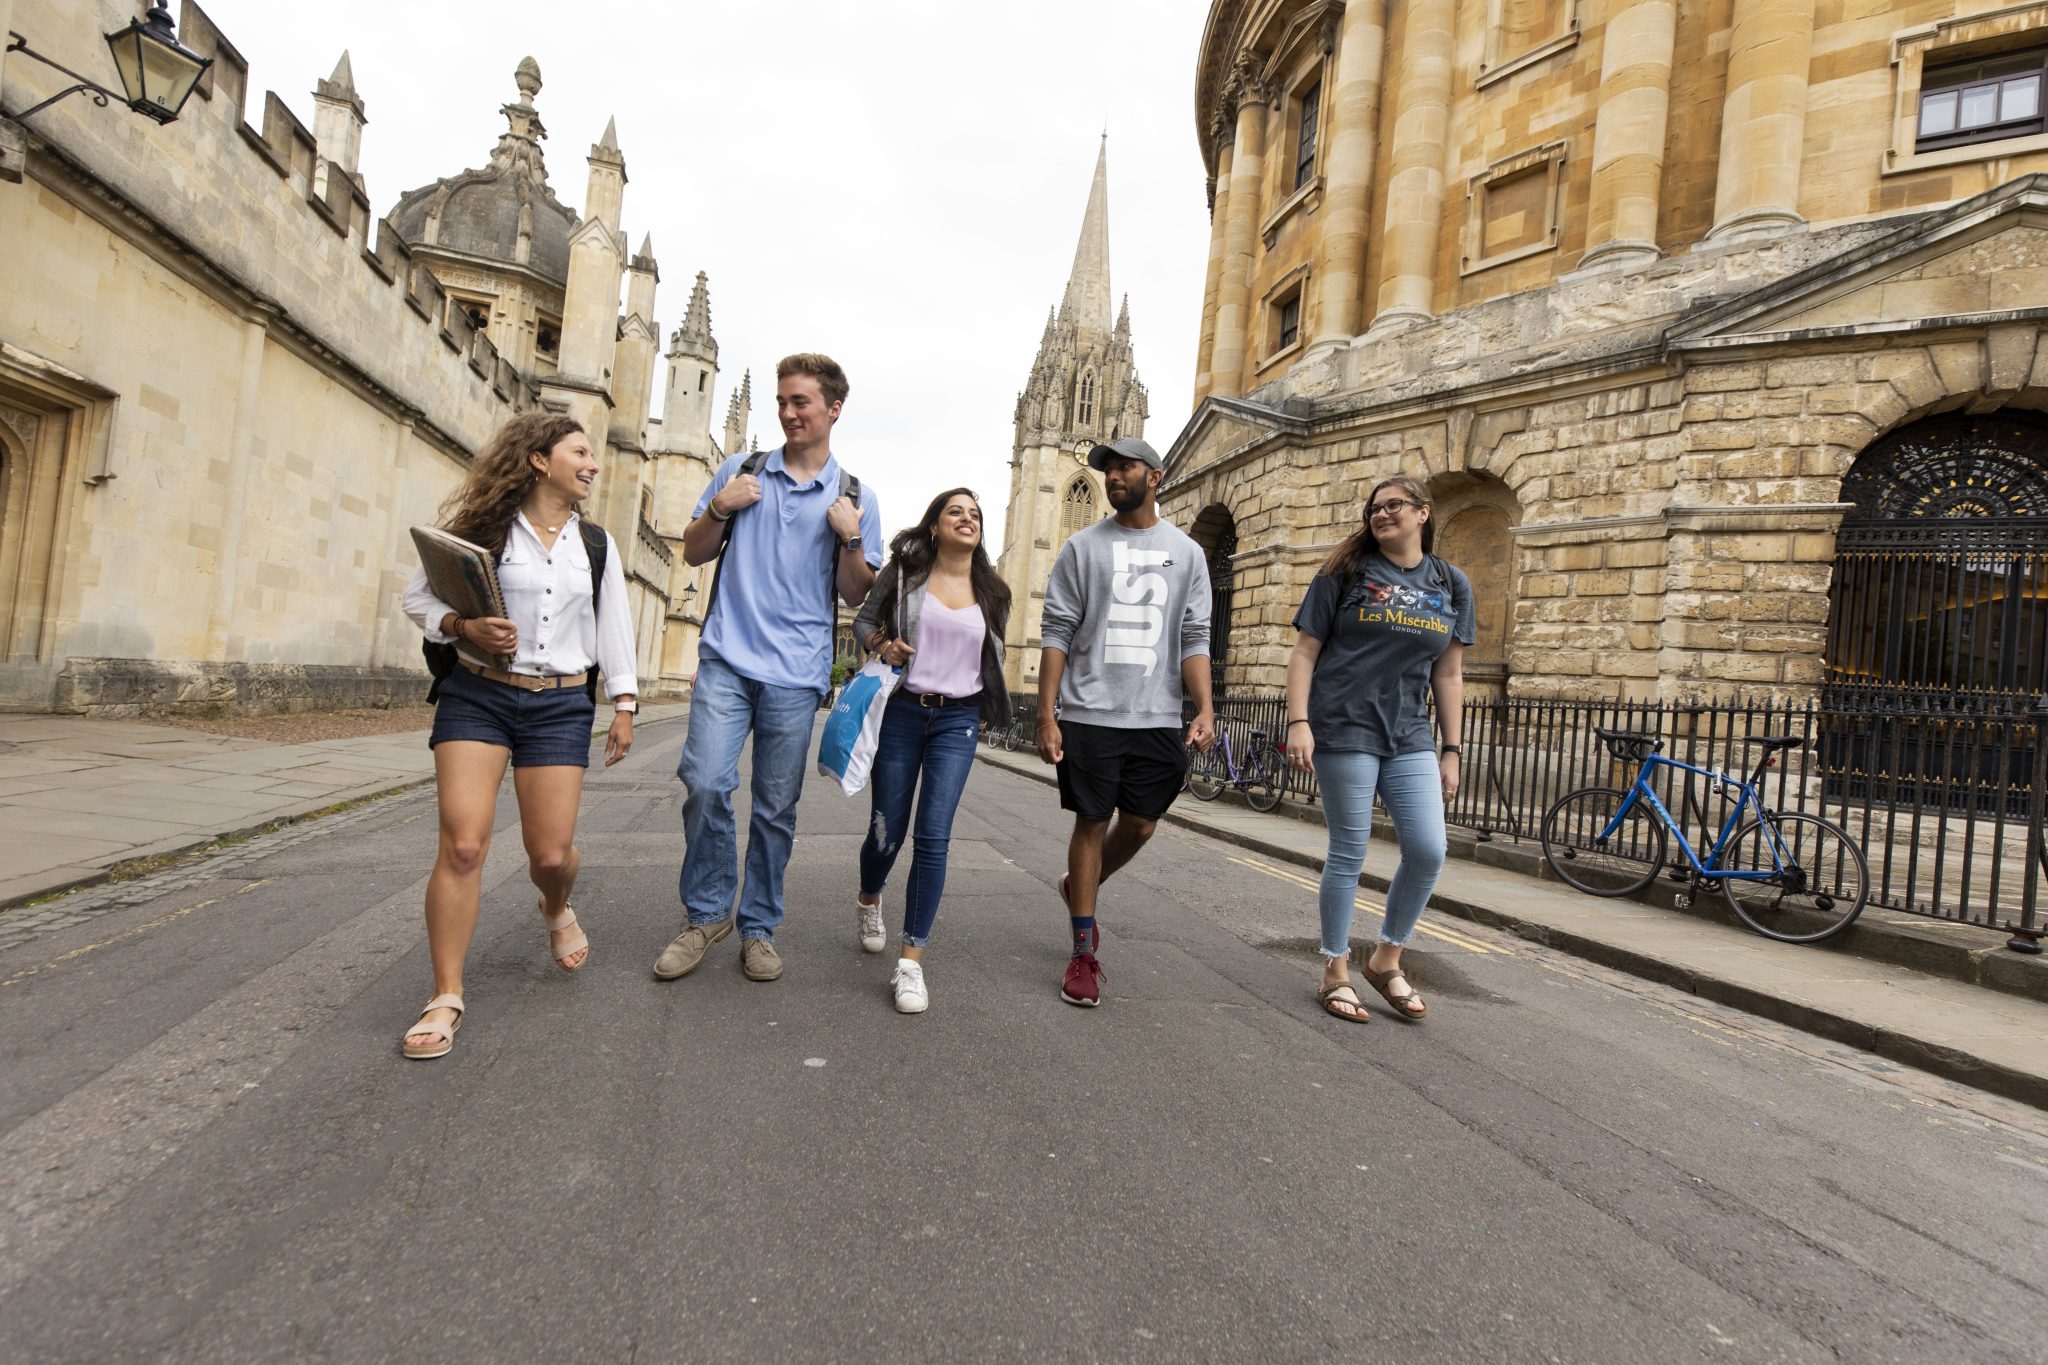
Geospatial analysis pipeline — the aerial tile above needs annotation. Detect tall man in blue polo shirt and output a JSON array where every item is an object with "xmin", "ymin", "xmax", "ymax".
[{"xmin": 656, "ymin": 353, "xmax": 883, "ymax": 984}]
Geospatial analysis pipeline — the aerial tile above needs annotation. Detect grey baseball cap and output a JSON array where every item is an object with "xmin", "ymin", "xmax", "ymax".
[{"xmin": 1087, "ymin": 436, "xmax": 1164, "ymax": 471}]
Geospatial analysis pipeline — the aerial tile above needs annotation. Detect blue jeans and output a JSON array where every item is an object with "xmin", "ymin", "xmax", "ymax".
[
  {"xmin": 676, "ymin": 655, "xmax": 822, "ymax": 940},
  {"xmin": 1315, "ymin": 748, "xmax": 1447, "ymax": 956},
  {"xmin": 858, "ymin": 692, "xmax": 981, "ymax": 947}
]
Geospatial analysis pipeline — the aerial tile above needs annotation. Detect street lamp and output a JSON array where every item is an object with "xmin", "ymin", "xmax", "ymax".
[{"xmin": 7, "ymin": 2, "xmax": 212, "ymax": 125}]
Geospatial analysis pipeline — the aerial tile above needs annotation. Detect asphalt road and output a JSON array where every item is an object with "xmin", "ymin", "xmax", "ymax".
[{"xmin": 4, "ymin": 716, "xmax": 2046, "ymax": 1363}]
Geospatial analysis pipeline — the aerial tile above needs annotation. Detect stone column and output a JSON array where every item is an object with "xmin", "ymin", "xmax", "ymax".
[
  {"xmin": 1580, "ymin": 0, "xmax": 1676, "ymax": 272},
  {"xmin": 1307, "ymin": 0, "xmax": 1387, "ymax": 354},
  {"xmin": 1371, "ymin": 0, "xmax": 1455, "ymax": 330},
  {"xmin": 1207, "ymin": 83, "xmax": 1267, "ymax": 400},
  {"xmin": 1708, "ymin": 0, "xmax": 1815, "ymax": 243},
  {"xmin": 1191, "ymin": 139, "xmax": 1234, "ymax": 404}
]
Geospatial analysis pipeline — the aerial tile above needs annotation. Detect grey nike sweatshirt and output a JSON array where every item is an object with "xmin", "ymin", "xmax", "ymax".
[{"xmin": 1038, "ymin": 516, "xmax": 1212, "ymax": 729}]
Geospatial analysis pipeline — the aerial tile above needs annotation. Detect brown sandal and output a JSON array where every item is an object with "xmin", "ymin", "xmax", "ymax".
[
  {"xmin": 1363, "ymin": 965, "xmax": 1427, "ymax": 1020},
  {"xmin": 1317, "ymin": 981, "xmax": 1370, "ymax": 1024}
]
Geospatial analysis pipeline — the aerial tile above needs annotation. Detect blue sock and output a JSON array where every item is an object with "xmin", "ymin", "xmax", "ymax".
[{"xmin": 1070, "ymin": 916, "xmax": 1095, "ymax": 947}]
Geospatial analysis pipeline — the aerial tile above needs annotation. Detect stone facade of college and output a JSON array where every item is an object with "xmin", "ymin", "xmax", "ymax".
[
  {"xmin": 0, "ymin": 1, "xmax": 747, "ymax": 714},
  {"xmin": 1167, "ymin": 0, "xmax": 2048, "ymax": 708}
]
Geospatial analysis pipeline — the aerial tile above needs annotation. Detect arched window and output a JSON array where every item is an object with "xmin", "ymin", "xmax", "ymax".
[
  {"xmin": 1076, "ymin": 371, "xmax": 1097, "ymax": 427},
  {"xmin": 1061, "ymin": 477, "xmax": 1096, "ymax": 539}
]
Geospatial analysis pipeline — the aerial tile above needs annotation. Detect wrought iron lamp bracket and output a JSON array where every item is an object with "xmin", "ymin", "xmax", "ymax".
[{"xmin": 6, "ymin": 33, "xmax": 119, "ymax": 121}]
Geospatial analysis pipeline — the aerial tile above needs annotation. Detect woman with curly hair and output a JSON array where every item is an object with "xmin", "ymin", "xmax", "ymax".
[
  {"xmin": 850, "ymin": 487, "xmax": 1011, "ymax": 1012},
  {"xmin": 396, "ymin": 413, "xmax": 639, "ymax": 1058}
]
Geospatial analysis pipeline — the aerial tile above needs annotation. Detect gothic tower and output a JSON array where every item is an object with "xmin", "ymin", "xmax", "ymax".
[{"xmin": 997, "ymin": 140, "xmax": 1149, "ymax": 689}]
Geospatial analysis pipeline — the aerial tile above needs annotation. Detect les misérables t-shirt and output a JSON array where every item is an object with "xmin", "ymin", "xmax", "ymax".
[{"xmin": 1291, "ymin": 552, "xmax": 1476, "ymax": 756}]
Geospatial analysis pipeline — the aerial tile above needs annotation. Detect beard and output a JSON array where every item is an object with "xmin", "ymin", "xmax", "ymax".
[{"xmin": 1105, "ymin": 480, "xmax": 1148, "ymax": 512}]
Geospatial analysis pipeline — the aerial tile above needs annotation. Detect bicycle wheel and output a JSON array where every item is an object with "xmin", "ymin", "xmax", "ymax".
[
  {"xmin": 1244, "ymin": 745, "xmax": 1284, "ymax": 812},
  {"xmin": 1188, "ymin": 745, "xmax": 1225, "ymax": 801},
  {"xmin": 1540, "ymin": 787, "xmax": 1667, "ymax": 896},
  {"xmin": 1002, "ymin": 719, "xmax": 1022, "ymax": 752},
  {"xmin": 1717, "ymin": 813, "xmax": 1869, "ymax": 944}
]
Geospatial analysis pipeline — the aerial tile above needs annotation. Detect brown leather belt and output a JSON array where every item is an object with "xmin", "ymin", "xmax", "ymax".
[{"xmin": 459, "ymin": 658, "xmax": 591, "ymax": 692}]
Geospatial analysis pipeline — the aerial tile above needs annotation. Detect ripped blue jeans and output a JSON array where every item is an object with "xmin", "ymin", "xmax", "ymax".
[{"xmin": 858, "ymin": 691, "xmax": 982, "ymax": 947}]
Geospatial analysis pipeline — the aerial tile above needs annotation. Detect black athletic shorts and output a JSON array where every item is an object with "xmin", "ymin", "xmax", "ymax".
[{"xmin": 1055, "ymin": 720, "xmax": 1190, "ymax": 822}]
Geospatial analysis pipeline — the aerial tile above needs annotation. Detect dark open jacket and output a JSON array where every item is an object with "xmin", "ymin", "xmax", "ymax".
[{"xmin": 853, "ymin": 560, "xmax": 1013, "ymax": 727}]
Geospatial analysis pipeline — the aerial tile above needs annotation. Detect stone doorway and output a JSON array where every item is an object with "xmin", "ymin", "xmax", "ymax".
[
  {"xmin": 1188, "ymin": 504, "xmax": 1237, "ymax": 701},
  {"xmin": 1428, "ymin": 472, "xmax": 1521, "ymax": 699}
]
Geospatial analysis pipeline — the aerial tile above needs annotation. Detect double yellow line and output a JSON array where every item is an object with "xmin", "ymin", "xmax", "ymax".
[{"xmin": 1225, "ymin": 854, "xmax": 1505, "ymax": 956}]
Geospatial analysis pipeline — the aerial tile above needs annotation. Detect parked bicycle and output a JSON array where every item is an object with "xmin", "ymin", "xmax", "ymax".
[
  {"xmin": 981, "ymin": 713, "xmax": 1031, "ymax": 752},
  {"xmin": 1188, "ymin": 721, "xmax": 1284, "ymax": 813},
  {"xmin": 1539, "ymin": 727, "xmax": 1869, "ymax": 944}
]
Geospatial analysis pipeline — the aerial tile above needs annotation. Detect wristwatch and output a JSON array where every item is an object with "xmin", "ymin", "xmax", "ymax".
[
  {"xmin": 841, "ymin": 535, "xmax": 863, "ymax": 551},
  {"xmin": 1440, "ymin": 744, "xmax": 1460, "ymax": 755},
  {"xmin": 614, "ymin": 698, "xmax": 639, "ymax": 714}
]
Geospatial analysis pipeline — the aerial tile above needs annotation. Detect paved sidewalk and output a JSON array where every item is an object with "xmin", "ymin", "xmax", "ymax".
[
  {"xmin": 977, "ymin": 745, "xmax": 2048, "ymax": 1109},
  {"xmin": 0, "ymin": 702, "xmax": 685, "ymax": 906}
]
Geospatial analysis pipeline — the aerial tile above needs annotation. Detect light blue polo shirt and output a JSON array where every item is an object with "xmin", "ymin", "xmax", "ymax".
[{"xmin": 694, "ymin": 447, "xmax": 884, "ymax": 691}]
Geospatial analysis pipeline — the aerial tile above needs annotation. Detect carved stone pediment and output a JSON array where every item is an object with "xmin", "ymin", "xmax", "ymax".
[
  {"xmin": 1669, "ymin": 175, "xmax": 2048, "ymax": 351},
  {"xmin": 1161, "ymin": 395, "xmax": 1306, "ymax": 486}
]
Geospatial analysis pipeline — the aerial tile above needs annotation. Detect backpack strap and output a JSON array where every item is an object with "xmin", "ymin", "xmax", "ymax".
[
  {"xmin": 579, "ymin": 519, "xmax": 608, "ymax": 701},
  {"xmin": 703, "ymin": 451, "xmax": 773, "ymax": 622}
]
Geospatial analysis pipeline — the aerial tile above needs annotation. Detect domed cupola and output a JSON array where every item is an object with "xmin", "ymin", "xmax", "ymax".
[{"xmin": 388, "ymin": 57, "xmax": 578, "ymax": 285}]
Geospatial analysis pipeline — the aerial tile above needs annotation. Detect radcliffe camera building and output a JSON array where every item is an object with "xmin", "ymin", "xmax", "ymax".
[
  {"xmin": 1167, "ymin": 0, "xmax": 2048, "ymax": 720},
  {"xmin": 0, "ymin": 5, "xmax": 739, "ymax": 714}
]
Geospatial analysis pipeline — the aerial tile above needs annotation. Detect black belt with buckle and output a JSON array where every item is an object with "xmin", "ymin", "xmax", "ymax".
[{"xmin": 899, "ymin": 688, "xmax": 974, "ymax": 709}]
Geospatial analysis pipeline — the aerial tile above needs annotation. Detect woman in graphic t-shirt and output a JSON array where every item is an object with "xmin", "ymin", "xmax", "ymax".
[
  {"xmin": 851, "ymin": 488, "xmax": 1013, "ymax": 1013},
  {"xmin": 1283, "ymin": 475, "xmax": 1474, "ymax": 1023}
]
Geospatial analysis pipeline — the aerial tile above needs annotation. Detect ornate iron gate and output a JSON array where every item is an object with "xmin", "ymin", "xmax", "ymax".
[
  {"xmin": 1208, "ymin": 520, "xmax": 1237, "ymax": 703},
  {"xmin": 1822, "ymin": 413, "xmax": 2048, "ymax": 812}
]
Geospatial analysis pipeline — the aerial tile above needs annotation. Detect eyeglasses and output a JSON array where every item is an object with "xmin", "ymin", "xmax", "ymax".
[{"xmin": 1369, "ymin": 498, "xmax": 1421, "ymax": 519}]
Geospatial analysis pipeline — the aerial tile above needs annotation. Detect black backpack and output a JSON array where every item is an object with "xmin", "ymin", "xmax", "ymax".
[
  {"xmin": 423, "ymin": 520, "xmax": 608, "ymax": 702},
  {"xmin": 702, "ymin": 450, "xmax": 862, "ymax": 620}
]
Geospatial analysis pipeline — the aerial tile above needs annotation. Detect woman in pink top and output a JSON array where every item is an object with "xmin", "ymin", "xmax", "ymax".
[{"xmin": 850, "ymin": 488, "xmax": 1013, "ymax": 1012}]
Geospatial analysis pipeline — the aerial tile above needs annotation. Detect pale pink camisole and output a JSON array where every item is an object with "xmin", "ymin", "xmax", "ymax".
[{"xmin": 903, "ymin": 593, "xmax": 985, "ymax": 699}]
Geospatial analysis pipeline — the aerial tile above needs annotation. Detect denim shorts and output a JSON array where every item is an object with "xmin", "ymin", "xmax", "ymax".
[{"xmin": 428, "ymin": 666, "xmax": 597, "ymax": 767}]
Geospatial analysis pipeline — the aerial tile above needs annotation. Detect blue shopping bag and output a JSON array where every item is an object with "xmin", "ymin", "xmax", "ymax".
[{"xmin": 817, "ymin": 659, "xmax": 901, "ymax": 796}]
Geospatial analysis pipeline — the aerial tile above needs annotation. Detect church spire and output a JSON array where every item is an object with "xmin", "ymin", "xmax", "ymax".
[{"xmin": 1059, "ymin": 138, "xmax": 1113, "ymax": 337}]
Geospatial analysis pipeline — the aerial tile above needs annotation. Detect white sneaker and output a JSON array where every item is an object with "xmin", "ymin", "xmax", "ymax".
[
  {"xmin": 857, "ymin": 897, "xmax": 885, "ymax": 953},
  {"xmin": 891, "ymin": 958, "xmax": 928, "ymax": 1014}
]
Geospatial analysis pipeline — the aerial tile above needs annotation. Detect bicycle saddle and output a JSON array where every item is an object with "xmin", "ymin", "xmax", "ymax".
[
  {"xmin": 1752, "ymin": 734, "xmax": 1805, "ymax": 751},
  {"xmin": 1593, "ymin": 727, "xmax": 1663, "ymax": 748}
]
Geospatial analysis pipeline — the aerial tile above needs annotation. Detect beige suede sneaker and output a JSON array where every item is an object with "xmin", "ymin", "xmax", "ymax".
[
  {"xmin": 653, "ymin": 918, "xmax": 733, "ymax": 980},
  {"xmin": 741, "ymin": 937, "xmax": 783, "ymax": 982}
]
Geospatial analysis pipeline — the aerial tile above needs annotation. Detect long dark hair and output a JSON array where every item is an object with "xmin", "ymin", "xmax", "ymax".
[
  {"xmin": 884, "ymin": 487, "xmax": 1011, "ymax": 636},
  {"xmin": 1319, "ymin": 475, "xmax": 1434, "ymax": 579},
  {"xmin": 438, "ymin": 412, "xmax": 585, "ymax": 553}
]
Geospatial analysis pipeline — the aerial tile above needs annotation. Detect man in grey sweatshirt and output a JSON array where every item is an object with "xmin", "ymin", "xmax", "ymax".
[{"xmin": 1036, "ymin": 436, "xmax": 1215, "ymax": 1008}]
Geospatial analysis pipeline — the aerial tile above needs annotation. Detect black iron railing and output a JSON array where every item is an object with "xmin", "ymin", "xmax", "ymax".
[{"xmin": 1001, "ymin": 687, "xmax": 2045, "ymax": 946}]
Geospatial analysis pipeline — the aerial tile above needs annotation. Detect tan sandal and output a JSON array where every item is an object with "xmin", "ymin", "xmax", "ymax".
[
  {"xmin": 1317, "ymin": 980, "xmax": 1370, "ymax": 1024},
  {"xmin": 544, "ymin": 900, "xmax": 589, "ymax": 972},
  {"xmin": 1362, "ymin": 965, "xmax": 1427, "ymax": 1020},
  {"xmin": 402, "ymin": 992, "xmax": 464, "ymax": 1059}
]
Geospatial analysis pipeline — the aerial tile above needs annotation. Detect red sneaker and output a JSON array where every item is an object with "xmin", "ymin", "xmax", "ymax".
[{"xmin": 1061, "ymin": 923, "xmax": 1104, "ymax": 1008}]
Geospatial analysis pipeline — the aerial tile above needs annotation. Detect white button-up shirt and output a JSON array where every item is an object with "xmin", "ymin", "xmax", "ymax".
[{"xmin": 403, "ymin": 511, "xmax": 640, "ymax": 699}]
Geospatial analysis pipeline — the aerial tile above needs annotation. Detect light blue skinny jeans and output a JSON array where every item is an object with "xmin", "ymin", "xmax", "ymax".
[
  {"xmin": 676, "ymin": 655, "xmax": 822, "ymax": 941},
  {"xmin": 1315, "ymin": 747, "xmax": 1447, "ymax": 957}
]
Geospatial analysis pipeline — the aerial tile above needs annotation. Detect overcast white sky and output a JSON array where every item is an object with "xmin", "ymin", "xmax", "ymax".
[{"xmin": 197, "ymin": 0, "xmax": 1214, "ymax": 550}]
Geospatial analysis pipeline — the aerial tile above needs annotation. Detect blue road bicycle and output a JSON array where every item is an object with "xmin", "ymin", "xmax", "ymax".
[{"xmin": 1539, "ymin": 727, "xmax": 1869, "ymax": 944}]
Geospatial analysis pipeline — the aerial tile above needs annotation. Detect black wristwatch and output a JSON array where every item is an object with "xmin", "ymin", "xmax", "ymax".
[{"xmin": 1440, "ymin": 744, "xmax": 1461, "ymax": 755}]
